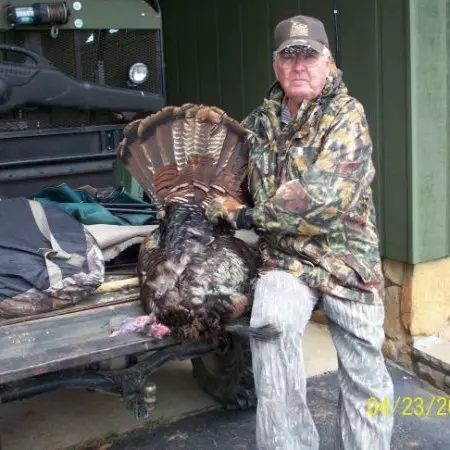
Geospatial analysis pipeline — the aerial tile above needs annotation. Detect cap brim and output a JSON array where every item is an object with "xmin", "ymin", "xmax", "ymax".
[{"xmin": 275, "ymin": 38, "xmax": 324, "ymax": 54}]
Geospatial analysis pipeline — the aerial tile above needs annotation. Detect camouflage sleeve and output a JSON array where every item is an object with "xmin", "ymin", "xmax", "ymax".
[{"xmin": 251, "ymin": 99, "xmax": 375, "ymax": 236}]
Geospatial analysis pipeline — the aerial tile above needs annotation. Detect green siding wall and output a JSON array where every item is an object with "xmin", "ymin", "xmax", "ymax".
[
  {"xmin": 409, "ymin": 0, "xmax": 450, "ymax": 263},
  {"xmin": 338, "ymin": 0, "xmax": 411, "ymax": 263},
  {"xmin": 159, "ymin": 0, "xmax": 448, "ymax": 264}
]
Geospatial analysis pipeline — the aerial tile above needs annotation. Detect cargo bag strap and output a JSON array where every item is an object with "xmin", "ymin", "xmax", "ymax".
[{"xmin": 28, "ymin": 201, "xmax": 86, "ymax": 286}]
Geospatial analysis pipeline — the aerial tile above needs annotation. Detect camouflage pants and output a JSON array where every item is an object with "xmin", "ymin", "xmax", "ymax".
[{"xmin": 249, "ymin": 269, "xmax": 394, "ymax": 450}]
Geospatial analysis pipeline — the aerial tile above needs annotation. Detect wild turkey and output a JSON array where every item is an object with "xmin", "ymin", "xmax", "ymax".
[{"xmin": 116, "ymin": 103, "xmax": 279, "ymax": 343}]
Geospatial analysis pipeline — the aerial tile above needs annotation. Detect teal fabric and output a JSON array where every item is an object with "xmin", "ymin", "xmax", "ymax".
[{"xmin": 32, "ymin": 183, "xmax": 157, "ymax": 226}]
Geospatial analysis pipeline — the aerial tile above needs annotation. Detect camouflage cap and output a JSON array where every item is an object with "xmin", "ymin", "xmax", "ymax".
[{"xmin": 274, "ymin": 15, "xmax": 329, "ymax": 54}]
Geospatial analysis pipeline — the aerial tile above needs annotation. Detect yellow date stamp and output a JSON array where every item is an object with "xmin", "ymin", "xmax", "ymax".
[{"xmin": 366, "ymin": 395, "xmax": 450, "ymax": 417}]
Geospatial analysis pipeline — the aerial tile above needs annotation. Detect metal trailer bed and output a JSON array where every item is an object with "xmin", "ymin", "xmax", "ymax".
[{"xmin": 0, "ymin": 269, "xmax": 257, "ymax": 424}]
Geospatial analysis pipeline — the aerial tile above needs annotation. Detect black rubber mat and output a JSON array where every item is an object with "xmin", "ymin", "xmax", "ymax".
[{"xmin": 86, "ymin": 360, "xmax": 450, "ymax": 449}]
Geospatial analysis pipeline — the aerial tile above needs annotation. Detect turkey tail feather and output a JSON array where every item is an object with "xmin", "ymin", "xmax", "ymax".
[{"xmin": 116, "ymin": 103, "xmax": 249, "ymax": 209}]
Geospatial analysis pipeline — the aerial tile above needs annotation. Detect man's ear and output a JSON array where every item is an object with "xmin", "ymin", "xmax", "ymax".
[{"xmin": 327, "ymin": 56, "xmax": 333, "ymax": 71}]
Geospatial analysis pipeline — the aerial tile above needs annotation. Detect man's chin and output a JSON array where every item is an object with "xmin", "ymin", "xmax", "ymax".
[{"xmin": 287, "ymin": 88, "xmax": 314, "ymax": 103}]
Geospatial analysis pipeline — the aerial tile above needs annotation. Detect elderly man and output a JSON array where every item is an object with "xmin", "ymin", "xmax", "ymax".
[{"xmin": 207, "ymin": 14, "xmax": 394, "ymax": 450}]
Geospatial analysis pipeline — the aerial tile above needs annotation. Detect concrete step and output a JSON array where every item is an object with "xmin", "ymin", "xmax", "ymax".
[{"xmin": 413, "ymin": 336, "xmax": 450, "ymax": 394}]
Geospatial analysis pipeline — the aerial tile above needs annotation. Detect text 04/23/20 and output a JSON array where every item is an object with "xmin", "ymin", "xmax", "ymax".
[{"xmin": 366, "ymin": 396, "xmax": 450, "ymax": 417}]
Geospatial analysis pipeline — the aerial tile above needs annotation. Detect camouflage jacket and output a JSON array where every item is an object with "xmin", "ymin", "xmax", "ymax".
[{"xmin": 240, "ymin": 66, "xmax": 385, "ymax": 305}]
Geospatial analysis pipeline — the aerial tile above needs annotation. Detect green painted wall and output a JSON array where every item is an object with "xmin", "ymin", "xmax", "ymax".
[
  {"xmin": 159, "ymin": 0, "xmax": 449, "ymax": 264},
  {"xmin": 408, "ymin": 0, "xmax": 450, "ymax": 263}
]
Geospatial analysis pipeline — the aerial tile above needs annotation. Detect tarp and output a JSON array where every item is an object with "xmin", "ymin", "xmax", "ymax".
[{"xmin": 32, "ymin": 183, "xmax": 158, "ymax": 226}]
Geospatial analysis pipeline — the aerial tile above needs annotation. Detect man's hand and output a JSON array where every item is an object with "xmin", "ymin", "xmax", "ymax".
[{"xmin": 206, "ymin": 196, "xmax": 248, "ymax": 229}]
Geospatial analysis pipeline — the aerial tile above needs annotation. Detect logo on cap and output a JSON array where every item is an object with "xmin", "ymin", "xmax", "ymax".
[{"xmin": 290, "ymin": 22, "xmax": 308, "ymax": 37}]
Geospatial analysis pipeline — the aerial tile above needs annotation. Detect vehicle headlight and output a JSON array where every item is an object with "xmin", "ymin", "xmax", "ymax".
[{"xmin": 128, "ymin": 63, "xmax": 149, "ymax": 85}]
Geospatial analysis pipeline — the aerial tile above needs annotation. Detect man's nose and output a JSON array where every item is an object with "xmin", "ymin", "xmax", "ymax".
[{"xmin": 292, "ymin": 56, "xmax": 307, "ymax": 71}]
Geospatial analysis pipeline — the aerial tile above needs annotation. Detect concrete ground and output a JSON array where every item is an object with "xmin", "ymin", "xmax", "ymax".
[
  {"xmin": 90, "ymin": 360, "xmax": 450, "ymax": 450},
  {"xmin": 0, "ymin": 321, "xmax": 338, "ymax": 450}
]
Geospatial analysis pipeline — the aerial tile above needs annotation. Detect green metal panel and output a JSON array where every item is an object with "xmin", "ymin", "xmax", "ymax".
[
  {"xmin": 159, "ymin": 0, "xmax": 450, "ymax": 264},
  {"xmin": 337, "ymin": 0, "xmax": 386, "ymax": 256},
  {"xmin": 408, "ymin": 0, "xmax": 450, "ymax": 263},
  {"xmin": 336, "ymin": 0, "xmax": 412, "ymax": 262},
  {"xmin": 215, "ymin": 0, "xmax": 247, "ymax": 117}
]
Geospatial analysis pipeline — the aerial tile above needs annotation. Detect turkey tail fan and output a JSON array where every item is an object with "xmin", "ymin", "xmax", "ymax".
[{"xmin": 116, "ymin": 103, "xmax": 249, "ymax": 211}]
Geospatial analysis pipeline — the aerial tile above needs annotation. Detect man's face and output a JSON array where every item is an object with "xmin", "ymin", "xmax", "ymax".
[{"xmin": 273, "ymin": 45, "xmax": 331, "ymax": 103}]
